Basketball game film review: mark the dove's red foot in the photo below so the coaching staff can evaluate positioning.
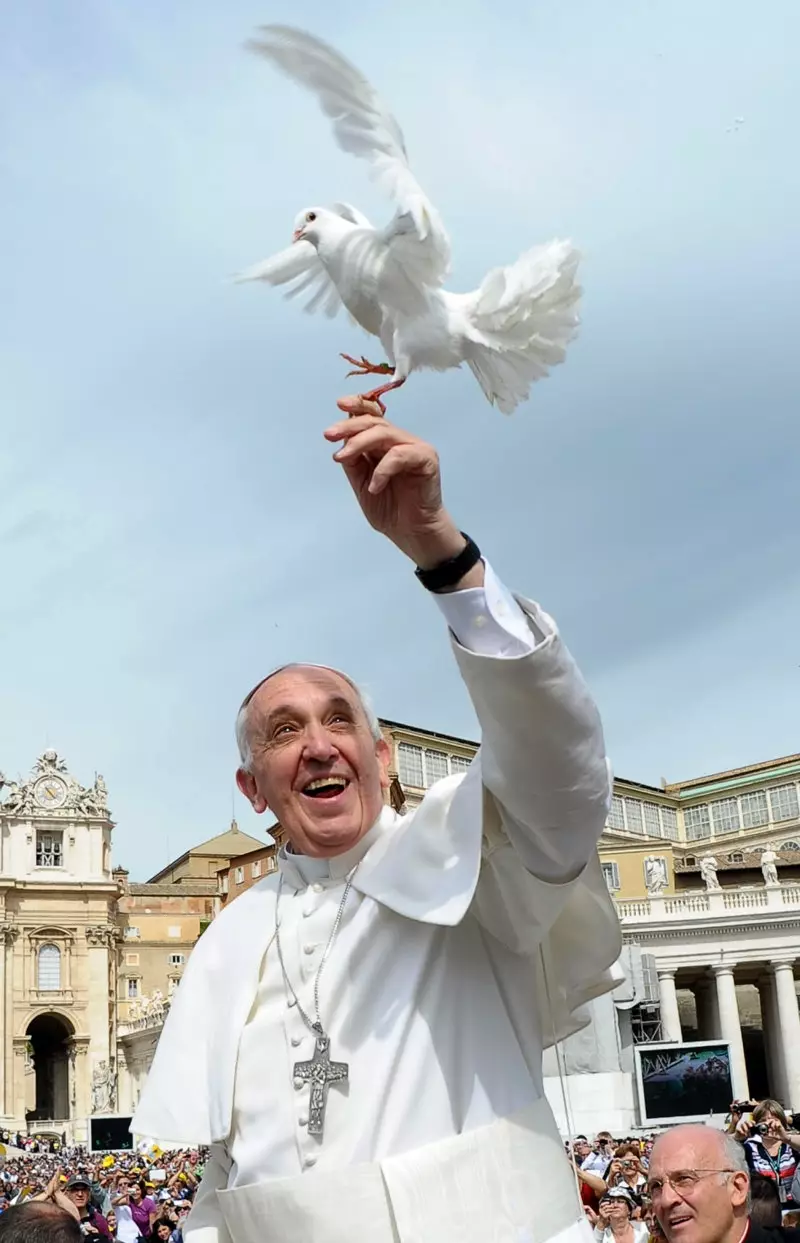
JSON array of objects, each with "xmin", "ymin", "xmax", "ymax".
[
  {"xmin": 340, "ymin": 352, "xmax": 395, "ymax": 379},
  {"xmin": 359, "ymin": 376, "xmax": 407, "ymax": 416}
]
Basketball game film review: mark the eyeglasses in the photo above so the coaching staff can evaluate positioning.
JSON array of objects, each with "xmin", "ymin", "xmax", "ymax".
[{"xmin": 646, "ymin": 1170, "xmax": 737, "ymax": 1199}]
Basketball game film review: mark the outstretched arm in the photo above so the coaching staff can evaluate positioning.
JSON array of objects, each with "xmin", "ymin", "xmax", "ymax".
[{"xmin": 327, "ymin": 399, "xmax": 609, "ymax": 883}]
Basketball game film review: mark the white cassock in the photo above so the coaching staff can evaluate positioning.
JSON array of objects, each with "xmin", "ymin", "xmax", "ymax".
[{"xmin": 132, "ymin": 563, "xmax": 622, "ymax": 1243}]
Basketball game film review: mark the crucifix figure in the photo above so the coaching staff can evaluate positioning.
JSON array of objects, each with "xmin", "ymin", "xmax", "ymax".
[{"xmin": 293, "ymin": 1025, "xmax": 348, "ymax": 1137}]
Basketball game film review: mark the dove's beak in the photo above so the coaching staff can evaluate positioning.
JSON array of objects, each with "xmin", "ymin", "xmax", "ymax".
[{"xmin": 292, "ymin": 228, "xmax": 304, "ymax": 243}]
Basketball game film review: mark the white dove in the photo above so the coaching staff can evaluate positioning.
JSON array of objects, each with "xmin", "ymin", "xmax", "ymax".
[{"xmin": 239, "ymin": 25, "xmax": 581, "ymax": 414}]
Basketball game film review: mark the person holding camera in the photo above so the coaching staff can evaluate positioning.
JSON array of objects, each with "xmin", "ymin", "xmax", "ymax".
[{"xmin": 734, "ymin": 1098, "xmax": 800, "ymax": 1210}]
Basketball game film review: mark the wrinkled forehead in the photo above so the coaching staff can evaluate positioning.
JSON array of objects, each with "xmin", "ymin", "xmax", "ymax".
[
  {"xmin": 650, "ymin": 1127, "xmax": 721, "ymax": 1172},
  {"xmin": 241, "ymin": 664, "xmax": 360, "ymax": 717}
]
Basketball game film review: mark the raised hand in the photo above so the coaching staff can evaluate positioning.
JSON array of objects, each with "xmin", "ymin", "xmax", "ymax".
[{"xmin": 325, "ymin": 398, "xmax": 473, "ymax": 575}]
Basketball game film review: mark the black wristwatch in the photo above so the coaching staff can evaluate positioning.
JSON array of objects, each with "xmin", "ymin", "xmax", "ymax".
[{"xmin": 414, "ymin": 533, "xmax": 482, "ymax": 592}]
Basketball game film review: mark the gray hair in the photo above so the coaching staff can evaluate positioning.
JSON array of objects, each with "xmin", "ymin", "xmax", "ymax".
[
  {"xmin": 719, "ymin": 1132, "xmax": 749, "ymax": 1177},
  {"xmin": 235, "ymin": 663, "xmax": 382, "ymax": 772}
]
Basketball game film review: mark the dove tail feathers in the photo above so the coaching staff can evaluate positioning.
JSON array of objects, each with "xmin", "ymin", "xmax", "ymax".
[{"xmin": 465, "ymin": 240, "xmax": 581, "ymax": 415}]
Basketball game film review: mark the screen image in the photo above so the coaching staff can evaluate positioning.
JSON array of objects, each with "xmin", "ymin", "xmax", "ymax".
[
  {"xmin": 89, "ymin": 1116, "xmax": 134, "ymax": 1152},
  {"xmin": 635, "ymin": 1042, "xmax": 733, "ymax": 1124}
]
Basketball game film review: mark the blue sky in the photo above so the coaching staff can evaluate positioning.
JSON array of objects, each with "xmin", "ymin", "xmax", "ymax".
[{"xmin": 2, "ymin": 0, "xmax": 798, "ymax": 875}]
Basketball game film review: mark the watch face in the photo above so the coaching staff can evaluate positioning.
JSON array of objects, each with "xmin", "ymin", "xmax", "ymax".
[{"xmin": 34, "ymin": 776, "xmax": 67, "ymax": 809}]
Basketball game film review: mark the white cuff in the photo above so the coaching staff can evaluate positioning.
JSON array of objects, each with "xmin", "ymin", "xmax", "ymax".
[{"xmin": 432, "ymin": 561, "xmax": 545, "ymax": 657}]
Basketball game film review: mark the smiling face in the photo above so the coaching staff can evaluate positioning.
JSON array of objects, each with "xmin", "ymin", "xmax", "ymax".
[
  {"xmin": 649, "ymin": 1127, "xmax": 749, "ymax": 1243},
  {"xmin": 236, "ymin": 666, "xmax": 391, "ymax": 858}
]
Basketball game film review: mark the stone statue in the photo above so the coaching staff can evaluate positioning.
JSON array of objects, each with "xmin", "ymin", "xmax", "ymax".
[
  {"xmin": 94, "ymin": 774, "xmax": 108, "ymax": 809},
  {"xmin": 644, "ymin": 855, "xmax": 668, "ymax": 894},
  {"xmin": 761, "ymin": 845, "xmax": 780, "ymax": 886},
  {"xmin": 700, "ymin": 855, "xmax": 721, "ymax": 890},
  {"xmin": 0, "ymin": 779, "xmax": 32, "ymax": 816},
  {"xmin": 91, "ymin": 1060, "xmax": 113, "ymax": 1114}
]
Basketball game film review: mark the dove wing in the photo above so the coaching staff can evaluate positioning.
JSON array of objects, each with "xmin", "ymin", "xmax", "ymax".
[
  {"xmin": 235, "ymin": 240, "xmax": 345, "ymax": 319},
  {"xmin": 247, "ymin": 25, "xmax": 451, "ymax": 307}
]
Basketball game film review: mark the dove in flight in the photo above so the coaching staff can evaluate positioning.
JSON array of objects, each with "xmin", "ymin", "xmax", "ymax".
[{"xmin": 238, "ymin": 25, "xmax": 581, "ymax": 415}]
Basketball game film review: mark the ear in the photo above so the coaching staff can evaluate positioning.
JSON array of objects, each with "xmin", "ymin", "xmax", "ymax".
[
  {"xmin": 376, "ymin": 738, "xmax": 392, "ymax": 790},
  {"xmin": 730, "ymin": 1171, "xmax": 750, "ymax": 1209},
  {"xmin": 236, "ymin": 767, "xmax": 269, "ymax": 815}
]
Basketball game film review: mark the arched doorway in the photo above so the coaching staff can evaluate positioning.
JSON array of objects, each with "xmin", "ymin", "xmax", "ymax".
[{"xmin": 26, "ymin": 1014, "xmax": 73, "ymax": 1122}]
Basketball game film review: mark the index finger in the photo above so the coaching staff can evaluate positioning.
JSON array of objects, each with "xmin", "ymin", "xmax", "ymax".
[
  {"xmin": 324, "ymin": 414, "xmax": 388, "ymax": 442},
  {"xmin": 336, "ymin": 395, "xmax": 385, "ymax": 419}
]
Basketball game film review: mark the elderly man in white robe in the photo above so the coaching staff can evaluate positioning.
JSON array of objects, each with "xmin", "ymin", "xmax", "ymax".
[{"xmin": 132, "ymin": 396, "xmax": 622, "ymax": 1243}]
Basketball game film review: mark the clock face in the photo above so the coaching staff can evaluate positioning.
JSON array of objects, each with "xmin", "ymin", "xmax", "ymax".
[{"xmin": 34, "ymin": 776, "xmax": 67, "ymax": 810}]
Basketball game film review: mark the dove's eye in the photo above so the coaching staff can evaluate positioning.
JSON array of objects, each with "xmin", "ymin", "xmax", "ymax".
[{"xmin": 305, "ymin": 211, "xmax": 317, "ymax": 223}]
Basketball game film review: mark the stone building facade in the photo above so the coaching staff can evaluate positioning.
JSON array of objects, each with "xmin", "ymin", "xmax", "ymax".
[{"xmin": 0, "ymin": 752, "xmax": 265, "ymax": 1143}]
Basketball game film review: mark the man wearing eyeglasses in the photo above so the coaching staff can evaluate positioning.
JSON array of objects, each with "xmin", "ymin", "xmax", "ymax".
[{"xmin": 648, "ymin": 1125, "xmax": 800, "ymax": 1243}]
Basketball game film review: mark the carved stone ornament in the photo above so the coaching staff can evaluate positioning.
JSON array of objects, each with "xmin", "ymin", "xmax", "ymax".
[
  {"xmin": 0, "ymin": 751, "xmax": 111, "ymax": 820},
  {"xmin": 0, "ymin": 923, "xmax": 20, "ymax": 946},
  {"xmin": 85, "ymin": 925, "xmax": 119, "ymax": 948}
]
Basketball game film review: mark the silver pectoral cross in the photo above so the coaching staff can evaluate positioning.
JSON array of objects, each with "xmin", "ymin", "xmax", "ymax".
[{"xmin": 293, "ymin": 1024, "xmax": 348, "ymax": 1138}]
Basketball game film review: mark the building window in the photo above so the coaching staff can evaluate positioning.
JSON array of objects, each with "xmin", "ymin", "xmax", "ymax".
[
  {"xmin": 781, "ymin": 841, "xmax": 800, "ymax": 851},
  {"xmin": 235, "ymin": 867, "xmax": 244, "ymax": 884},
  {"xmin": 266, "ymin": 855, "xmax": 277, "ymax": 873},
  {"xmin": 35, "ymin": 831, "xmax": 63, "ymax": 869},
  {"xmin": 124, "ymin": 927, "xmax": 140, "ymax": 940},
  {"xmin": 606, "ymin": 797, "xmax": 625, "ymax": 832},
  {"xmin": 424, "ymin": 749, "xmax": 449, "ymax": 785},
  {"xmin": 169, "ymin": 954, "xmax": 186, "ymax": 967},
  {"xmin": 711, "ymin": 798, "xmax": 741, "ymax": 835},
  {"xmin": 684, "ymin": 855, "xmax": 697, "ymax": 866},
  {"xmin": 770, "ymin": 784, "xmax": 800, "ymax": 823},
  {"xmin": 125, "ymin": 953, "xmax": 140, "ymax": 967},
  {"xmin": 684, "ymin": 805, "xmax": 712, "ymax": 840},
  {"xmin": 728, "ymin": 852, "xmax": 744, "ymax": 864},
  {"xmin": 398, "ymin": 742, "xmax": 472, "ymax": 789},
  {"xmin": 127, "ymin": 978, "xmax": 140, "ymax": 999},
  {"xmin": 398, "ymin": 742, "xmax": 424, "ymax": 788},
  {"xmin": 643, "ymin": 803, "xmax": 663, "ymax": 838},
  {"xmin": 37, "ymin": 944, "xmax": 61, "ymax": 991},
  {"xmin": 741, "ymin": 791, "xmax": 769, "ymax": 829},
  {"xmin": 625, "ymin": 800, "xmax": 644, "ymax": 834},
  {"xmin": 168, "ymin": 926, "xmax": 181, "ymax": 938},
  {"xmin": 252, "ymin": 860, "xmax": 262, "ymax": 878},
  {"xmin": 601, "ymin": 861, "xmax": 620, "ymax": 891},
  {"xmin": 661, "ymin": 807, "xmax": 678, "ymax": 838}
]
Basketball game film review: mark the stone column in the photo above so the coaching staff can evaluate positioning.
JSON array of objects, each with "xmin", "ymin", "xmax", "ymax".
[
  {"xmin": 658, "ymin": 970, "xmax": 683, "ymax": 1042},
  {"xmin": 0, "ymin": 927, "xmax": 20, "ymax": 1120},
  {"xmin": 757, "ymin": 973, "xmax": 787, "ymax": 1104},
  {"xmin": 714, "ymin": 965, "xmax": 749, "ymax": 1099},
  {"xmin": 770, "ymin": 961, "xmax": 800, "ymax": 1110},
  {"xmin": 694, "ymin": 979, "xmax": 720, "ymax": 1039}
]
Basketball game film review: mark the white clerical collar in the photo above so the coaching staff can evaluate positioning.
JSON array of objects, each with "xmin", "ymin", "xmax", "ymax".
[{"xmin": 278, "ymin": 805, "xmax": 396, "ymax": 888}]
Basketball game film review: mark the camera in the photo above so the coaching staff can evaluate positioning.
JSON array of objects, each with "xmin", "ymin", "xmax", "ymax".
[
  {"xmin": 754, "ymin": 1124, "xmax": 770, "ymax": 1136},
  {"xmin": 732, "ymin": 1100, "xmax": 758, "ymax": 1112}
]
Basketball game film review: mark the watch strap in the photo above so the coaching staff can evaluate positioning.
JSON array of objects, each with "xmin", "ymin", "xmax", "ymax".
[{"xmin": 414, "ymin": 533, "xmax": 482, "ymax": 592}]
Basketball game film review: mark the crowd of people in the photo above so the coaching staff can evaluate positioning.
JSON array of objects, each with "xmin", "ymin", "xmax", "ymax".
[
  {"xmin": 566, "ymin": 1098, "xmax": 800, "ymax": 1243},
  {"xmin": 0, "ymin": 1145, "xmax": 205, "ymax": 1240},
  {"xmin": 1, "ymin": 1098, "xmax": 799, "ymax": 1240}
]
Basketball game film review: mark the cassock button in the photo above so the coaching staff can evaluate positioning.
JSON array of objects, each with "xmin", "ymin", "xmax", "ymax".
[
  {"xmin": 304, "ymin": 1154, "xmax": 317, "ymax": 1168},
  {"xmin": 287, "ymin": 997, "xmax": 296, "ymax": 1008},
  {"xmin": 299, "ymin": 1115, "xmax": 308, "ymax": 1128},
  {"xmin": 311, "ymin": 883, "xmax": 324, "ymax": 894},
  {"xmin": 474, "ymin": 614, "xmax": 488, "ymax": 628},
  {"xmin": 291, "ymin": 1036, "xmax": 302, "ymax": 1047},
  {"xmin": 303, "ymin": 944, "xmax": 316, "ymax": 955},
  {"xmin": 293, "ymin": 1076, "xmax": 304, "ymax": 1090},
  {"xmin": 302, "ymin": 907, "xmax": 313, "ymax": 918}
]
